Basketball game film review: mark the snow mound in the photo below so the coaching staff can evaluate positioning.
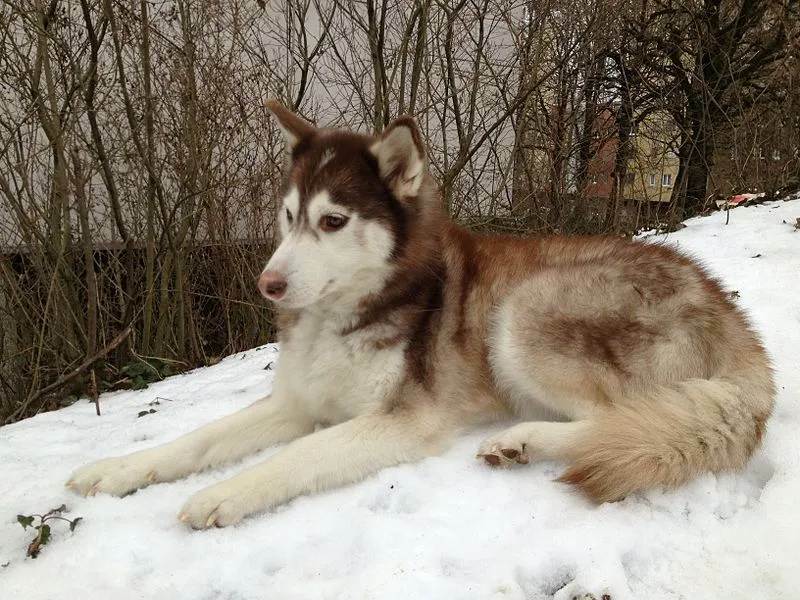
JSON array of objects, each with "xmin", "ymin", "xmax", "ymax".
[{"xmin": 2, "ymin": 199, "xmax": 799, "ymax": 599}]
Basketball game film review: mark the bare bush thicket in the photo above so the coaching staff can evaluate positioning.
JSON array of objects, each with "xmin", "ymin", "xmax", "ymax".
[{"xmin": 1, "ymin": 0, "xmax": 798, "ymax": 422}]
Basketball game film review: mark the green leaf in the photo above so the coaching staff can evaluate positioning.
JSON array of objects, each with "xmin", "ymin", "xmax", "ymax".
[
  {"xmin": 122, "ymin": 363, "xmax": 146, "ymax": 377},
  {"xmin": 38, "ymin": 524, "xmax": 51, "ymax": 546},
  {"xmin": 17, "ymin": 515, "xmax": 34, "ymax": 530}
]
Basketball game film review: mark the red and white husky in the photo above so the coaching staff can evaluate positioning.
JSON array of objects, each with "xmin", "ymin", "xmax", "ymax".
[{"xmin": 68, "ymin": 103, "xmax": 775, "ymax": 529}]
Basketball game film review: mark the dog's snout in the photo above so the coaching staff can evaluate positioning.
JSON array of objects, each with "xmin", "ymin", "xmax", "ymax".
[{"xmin": 258, "ymin": 270, "xmax": 288, "ymax": 300}]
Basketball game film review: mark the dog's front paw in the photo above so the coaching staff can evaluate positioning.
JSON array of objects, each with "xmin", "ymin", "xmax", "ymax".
[
  {"xmin": 178, "ymin": 483, "xmax": 253, "ymax": 529},
  {"xmin": 66, "ymin": 455, "xmax": 157, "ymax": 497}
]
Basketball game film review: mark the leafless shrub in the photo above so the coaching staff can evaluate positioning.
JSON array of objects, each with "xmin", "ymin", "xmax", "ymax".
[{"xmin": 1, "ymin": 0, "xmax": 797, "ymax": 422}]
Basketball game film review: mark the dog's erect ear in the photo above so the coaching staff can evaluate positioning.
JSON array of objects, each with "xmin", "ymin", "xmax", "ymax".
[
  {"xmin": 266, "ymin": 99, "xmax": 316, "ymax": 150},
  {"xmin": 370, "ymin": 117, "xmax": 426, "ymax": 199}
]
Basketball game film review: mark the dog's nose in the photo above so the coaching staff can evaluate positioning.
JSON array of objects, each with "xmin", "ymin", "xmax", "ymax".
[{"xmin": 258, "ymin": 270, "xmax": 288, "ymax": 300}]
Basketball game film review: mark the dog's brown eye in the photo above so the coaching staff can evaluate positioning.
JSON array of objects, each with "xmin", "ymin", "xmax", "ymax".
[
  {"xmin": 285, "ymin": 209, "xmax": 293, "ymax": 225},
  {"xmin": 320, "ymin": 214, "xmax": 348, "ymax": 232}
]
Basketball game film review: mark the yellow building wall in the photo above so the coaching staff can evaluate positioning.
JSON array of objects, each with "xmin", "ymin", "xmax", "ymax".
[{"xmin": 624, "ymin": 113, "xmax": 680, "ymax": 203}]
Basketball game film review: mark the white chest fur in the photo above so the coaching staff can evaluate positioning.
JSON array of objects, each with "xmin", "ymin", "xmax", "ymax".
[{"xmin": 272, "ymin": 311, "xmax": 407, "ymax": 424}]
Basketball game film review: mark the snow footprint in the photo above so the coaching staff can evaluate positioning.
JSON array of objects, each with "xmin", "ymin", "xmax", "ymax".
[{"xmin": 515, "ymin": 559, "xmax": 628, "ymax": 600}]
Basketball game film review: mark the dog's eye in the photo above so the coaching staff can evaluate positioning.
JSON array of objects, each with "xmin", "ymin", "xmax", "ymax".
[
  {"xmin": 320, "ymin": 213, "xmax": 349, "ymax": 232},
  {"xmin": 285, "ymin": 209, "xmax": 293, "ymax": 225}
]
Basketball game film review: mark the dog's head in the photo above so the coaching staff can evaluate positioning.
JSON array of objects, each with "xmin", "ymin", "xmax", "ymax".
[{"xmin": 259, "ymin": 102, "xmax": 436, "ymax": 310}]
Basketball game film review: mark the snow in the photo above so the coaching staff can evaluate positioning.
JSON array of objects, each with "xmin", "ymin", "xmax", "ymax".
[{"xmin": 2, "ymin": 198, "xmax": 799, "ymax": 600}]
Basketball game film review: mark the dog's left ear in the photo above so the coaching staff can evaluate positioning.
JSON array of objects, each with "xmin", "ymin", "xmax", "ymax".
[
  {"xmin": 370, "ymin": 117, "xmax": 426, "ymax": 200},
  {"xmin": 266, "ymin": 99, "xmax": 316, "ymax": 150}
]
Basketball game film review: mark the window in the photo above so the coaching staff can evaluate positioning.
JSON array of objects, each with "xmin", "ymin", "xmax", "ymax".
[
  {"xmin": 522, "ymin": 5, "xmax": 534, "ymax": 25},
  {"xmin": 649, "ymin": 174, "xmax": 656, "ymax": 187},
  {"xmin": 772, "ymin": 149, "xmax": 781, "ymax": 161},
  {"xmin": 662, "ymin": 174, "xmax": 673, "ymax": 187}
]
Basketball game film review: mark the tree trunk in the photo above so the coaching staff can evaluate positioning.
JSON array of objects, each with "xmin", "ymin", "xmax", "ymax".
[{"xmin": 684, "ymin": 135, "xmax": 712, "ymax": 215}]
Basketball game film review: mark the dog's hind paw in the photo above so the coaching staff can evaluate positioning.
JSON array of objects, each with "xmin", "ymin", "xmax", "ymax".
[{"xmin": 477, "ymin": 434, "xmax": 530, "ymax": 468}]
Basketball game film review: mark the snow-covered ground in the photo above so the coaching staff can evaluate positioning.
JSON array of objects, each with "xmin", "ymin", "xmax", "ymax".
[{"xmin": 2, "ymin": 198, "xmax": 799, "ymax": 600}]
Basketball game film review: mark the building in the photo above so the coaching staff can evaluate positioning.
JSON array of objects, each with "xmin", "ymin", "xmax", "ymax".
[{"xmin": 583, "ymin": 108, "xmax": 680, "ymax": 204}]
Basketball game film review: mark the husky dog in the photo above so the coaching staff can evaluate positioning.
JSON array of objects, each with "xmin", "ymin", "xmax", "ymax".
[{"xmin": 67, "ymin": 103, "xmax": 775, "ymax": 529}]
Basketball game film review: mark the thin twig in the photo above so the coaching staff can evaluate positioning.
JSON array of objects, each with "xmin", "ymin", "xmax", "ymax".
[{"xmin": 6, "ymin": 327, "xmax": 132, "ymax": 424}]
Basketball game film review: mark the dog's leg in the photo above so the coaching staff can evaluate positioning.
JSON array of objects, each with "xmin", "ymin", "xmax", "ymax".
[
  {"xmin": 67, "ymin": 395, "xmax": 314, "ymax": 497},
  {"xmin": 477, "ymin": 421, "xmax": 589, "ymax": 466},
  {"xmin": 178, "ymin": 409, "xmax": 447, "ymax": 528}
]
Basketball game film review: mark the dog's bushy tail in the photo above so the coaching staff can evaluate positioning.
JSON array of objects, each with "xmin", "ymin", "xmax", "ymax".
[{"xmin": 558, "ymin": 367, "xmax": 775, "ymax": 503}]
